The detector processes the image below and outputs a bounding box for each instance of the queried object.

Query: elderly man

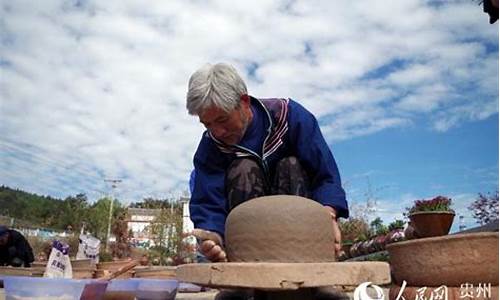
[0,225,34,267]
[187,63,348,263]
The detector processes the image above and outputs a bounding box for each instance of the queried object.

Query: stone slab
[176,262,390,290]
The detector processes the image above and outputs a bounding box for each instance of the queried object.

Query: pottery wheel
[178,195,391,299]
[176,261,391,290]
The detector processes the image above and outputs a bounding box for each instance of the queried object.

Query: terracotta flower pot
[409,211,455,238]
[386,232,498,286]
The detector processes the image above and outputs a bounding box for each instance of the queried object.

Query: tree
[339,217,370,242]
[130,197,173,209]
[388,219,405,231]
[468,191,499,225]
[148,205,183,265]
[86,197,124,241]
[56,193,89,232]
[110,210,131,259]
[370,217,388,236]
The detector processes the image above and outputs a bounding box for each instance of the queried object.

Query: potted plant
[406,196,455,238]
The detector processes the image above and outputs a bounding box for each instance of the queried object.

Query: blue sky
[0,0,498,231]
[333,114,498,230]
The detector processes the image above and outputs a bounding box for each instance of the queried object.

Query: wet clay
[225,195,336,263]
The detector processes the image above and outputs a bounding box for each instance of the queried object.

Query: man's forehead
[199,105,230,123]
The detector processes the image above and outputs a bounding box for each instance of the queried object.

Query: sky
[1,0,498,232]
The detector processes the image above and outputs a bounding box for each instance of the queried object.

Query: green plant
[339,217,370,242]
[369,217,389,236]
[99,251,113,262]
[406,196,454,215]
[388,219,405,231]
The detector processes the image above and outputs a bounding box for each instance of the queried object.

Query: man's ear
[240,94,250,106]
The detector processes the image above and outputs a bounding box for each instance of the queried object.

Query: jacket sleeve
[190,138,229,238]
[287,100,349,218]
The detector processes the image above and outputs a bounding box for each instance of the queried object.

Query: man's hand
[323,206,342,257]
[191,228,228,262]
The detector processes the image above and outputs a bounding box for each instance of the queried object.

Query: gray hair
[186,63,248,116]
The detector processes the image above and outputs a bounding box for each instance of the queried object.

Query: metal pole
[104,179,122,252]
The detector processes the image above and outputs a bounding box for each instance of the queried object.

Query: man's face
[0,233,8,246]
[199,96,252,145]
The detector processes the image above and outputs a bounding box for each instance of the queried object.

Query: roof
[127,208,162,217]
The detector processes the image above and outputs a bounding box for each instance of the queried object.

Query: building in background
[127,208,161,248]
[180,196,196,248]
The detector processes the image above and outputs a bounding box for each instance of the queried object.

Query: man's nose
[211,126,226,138]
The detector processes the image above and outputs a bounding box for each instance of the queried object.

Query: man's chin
[221,136,240,146]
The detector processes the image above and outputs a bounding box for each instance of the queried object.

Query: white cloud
[388,64,440,87]
[0,0,497,202]
[433,98,498,131]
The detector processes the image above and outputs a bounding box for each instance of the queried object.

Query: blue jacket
[191,97,348,237]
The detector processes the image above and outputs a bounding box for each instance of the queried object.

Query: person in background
[0,225,35,267]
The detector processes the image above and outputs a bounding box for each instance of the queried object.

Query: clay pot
[389,285,499,300]
[409,211,455,238]
[386,232,498,286]
[225,195,336,263]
